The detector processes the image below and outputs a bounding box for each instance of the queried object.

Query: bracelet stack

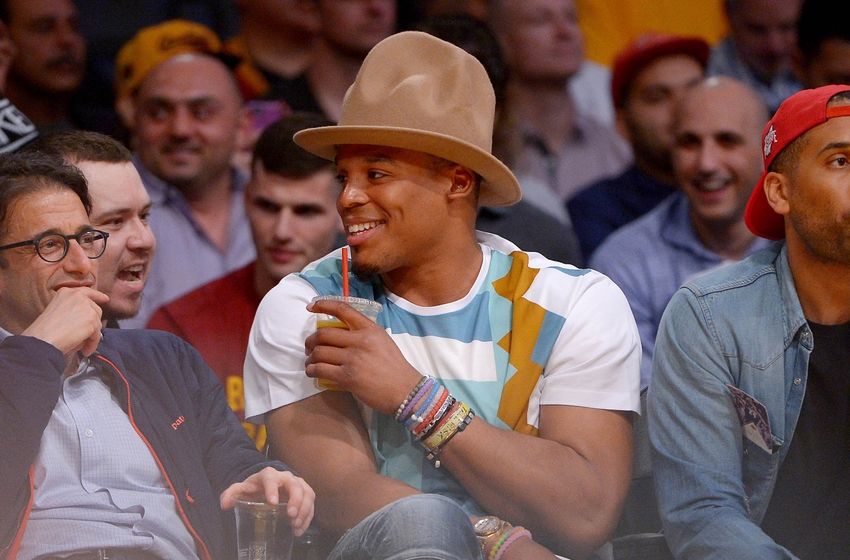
[488,526,532,560]
[394,376,475,468]
[474,516,533,560]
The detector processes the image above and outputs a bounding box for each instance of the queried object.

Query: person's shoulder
[520,249,622,303]
[102,326,184,347]
[591,200,671,263]
[161,264,253,313]
[482,232,590,280]
[98,329,213,390]
[101,328,207,366]
[568,169,631,208]
[291,247,377,298]
[682,244,782,298]
[661,245,785,336]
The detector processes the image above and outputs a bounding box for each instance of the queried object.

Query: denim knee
[330,494,482,560]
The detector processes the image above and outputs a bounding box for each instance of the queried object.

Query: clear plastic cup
[234,500,293,560]
[312,295,382,390]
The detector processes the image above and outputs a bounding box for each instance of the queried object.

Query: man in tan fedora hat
[244,31,640,560]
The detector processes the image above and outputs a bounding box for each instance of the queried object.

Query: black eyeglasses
[0,229,109,263]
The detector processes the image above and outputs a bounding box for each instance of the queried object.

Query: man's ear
[764,171,791,217]
[235,104,254,153]
[115,95,136,132]
[446,166,477,200]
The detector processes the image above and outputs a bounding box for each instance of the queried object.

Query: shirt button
[793,378,802,385]
[84,428,94,437]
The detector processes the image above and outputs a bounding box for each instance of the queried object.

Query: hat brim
[745,172,785,240]
[294,125,521,207]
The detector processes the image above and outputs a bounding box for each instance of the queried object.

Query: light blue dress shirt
[13,352,198,559]
[591,193,773,390]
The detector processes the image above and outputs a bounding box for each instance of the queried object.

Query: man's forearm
[266,392,420,536]
[437,406,633,558]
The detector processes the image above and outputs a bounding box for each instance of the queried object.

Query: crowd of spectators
[1,0,848,559]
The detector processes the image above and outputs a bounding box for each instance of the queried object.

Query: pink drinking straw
[342,247,350,297]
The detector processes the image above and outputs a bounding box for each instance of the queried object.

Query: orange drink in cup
[312,294,382,390]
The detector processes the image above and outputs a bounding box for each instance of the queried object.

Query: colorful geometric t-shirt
[244,232,640,513]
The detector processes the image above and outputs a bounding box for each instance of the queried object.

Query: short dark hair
[24,130,132,165]
[0,152,91,237]
[770,91,850,174]
[252,112,335,179]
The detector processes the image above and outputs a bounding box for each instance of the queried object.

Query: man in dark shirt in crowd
[568,33,708,260]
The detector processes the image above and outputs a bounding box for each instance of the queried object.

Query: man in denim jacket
[648,84,850,559]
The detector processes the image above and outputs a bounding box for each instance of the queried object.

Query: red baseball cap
[611,33,710,107]
[745,84,850,240]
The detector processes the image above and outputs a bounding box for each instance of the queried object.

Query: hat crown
[294,31,521,207]
[339,31,496,154]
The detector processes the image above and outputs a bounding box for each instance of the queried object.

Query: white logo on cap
[763,125,777,158]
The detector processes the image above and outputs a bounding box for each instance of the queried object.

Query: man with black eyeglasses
[0,152,314,560]
[24,130,157,327]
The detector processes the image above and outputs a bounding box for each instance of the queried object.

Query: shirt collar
[132,154,247,206]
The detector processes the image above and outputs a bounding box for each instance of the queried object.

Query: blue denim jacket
[648,243,808,559]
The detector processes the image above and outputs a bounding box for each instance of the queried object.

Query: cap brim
[294,125,521,207]
[745,172,785,240]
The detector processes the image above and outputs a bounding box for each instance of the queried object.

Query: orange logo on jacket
[171,415,186,430]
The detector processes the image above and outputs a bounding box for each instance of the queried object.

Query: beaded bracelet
[487,527,513,560]
[413,388,450,434]
[403,378,438,425]
[398,376,435,422]
[394,376,428,420]
[404,381,442,428]
[491,527,531,560]
[414,394,455,440]
[392,376,477,468]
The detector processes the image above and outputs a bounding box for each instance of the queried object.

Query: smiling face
[672,78,767,231]
[246,163,341,294]
[76,161,155,320]
[0,187,96,334]
[334,145,460,280]
[133,55,245,194]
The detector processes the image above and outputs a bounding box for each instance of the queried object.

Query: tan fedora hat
[294,31,521,207]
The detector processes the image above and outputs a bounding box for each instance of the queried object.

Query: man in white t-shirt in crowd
[243,31,640,560]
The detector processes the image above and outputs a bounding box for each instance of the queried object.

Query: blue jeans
[327,494,483,560]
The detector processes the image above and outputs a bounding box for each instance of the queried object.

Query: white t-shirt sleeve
[244,275,321,422]
[526,268,641,425]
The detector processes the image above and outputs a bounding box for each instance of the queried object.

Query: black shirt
[761,321,850,558]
